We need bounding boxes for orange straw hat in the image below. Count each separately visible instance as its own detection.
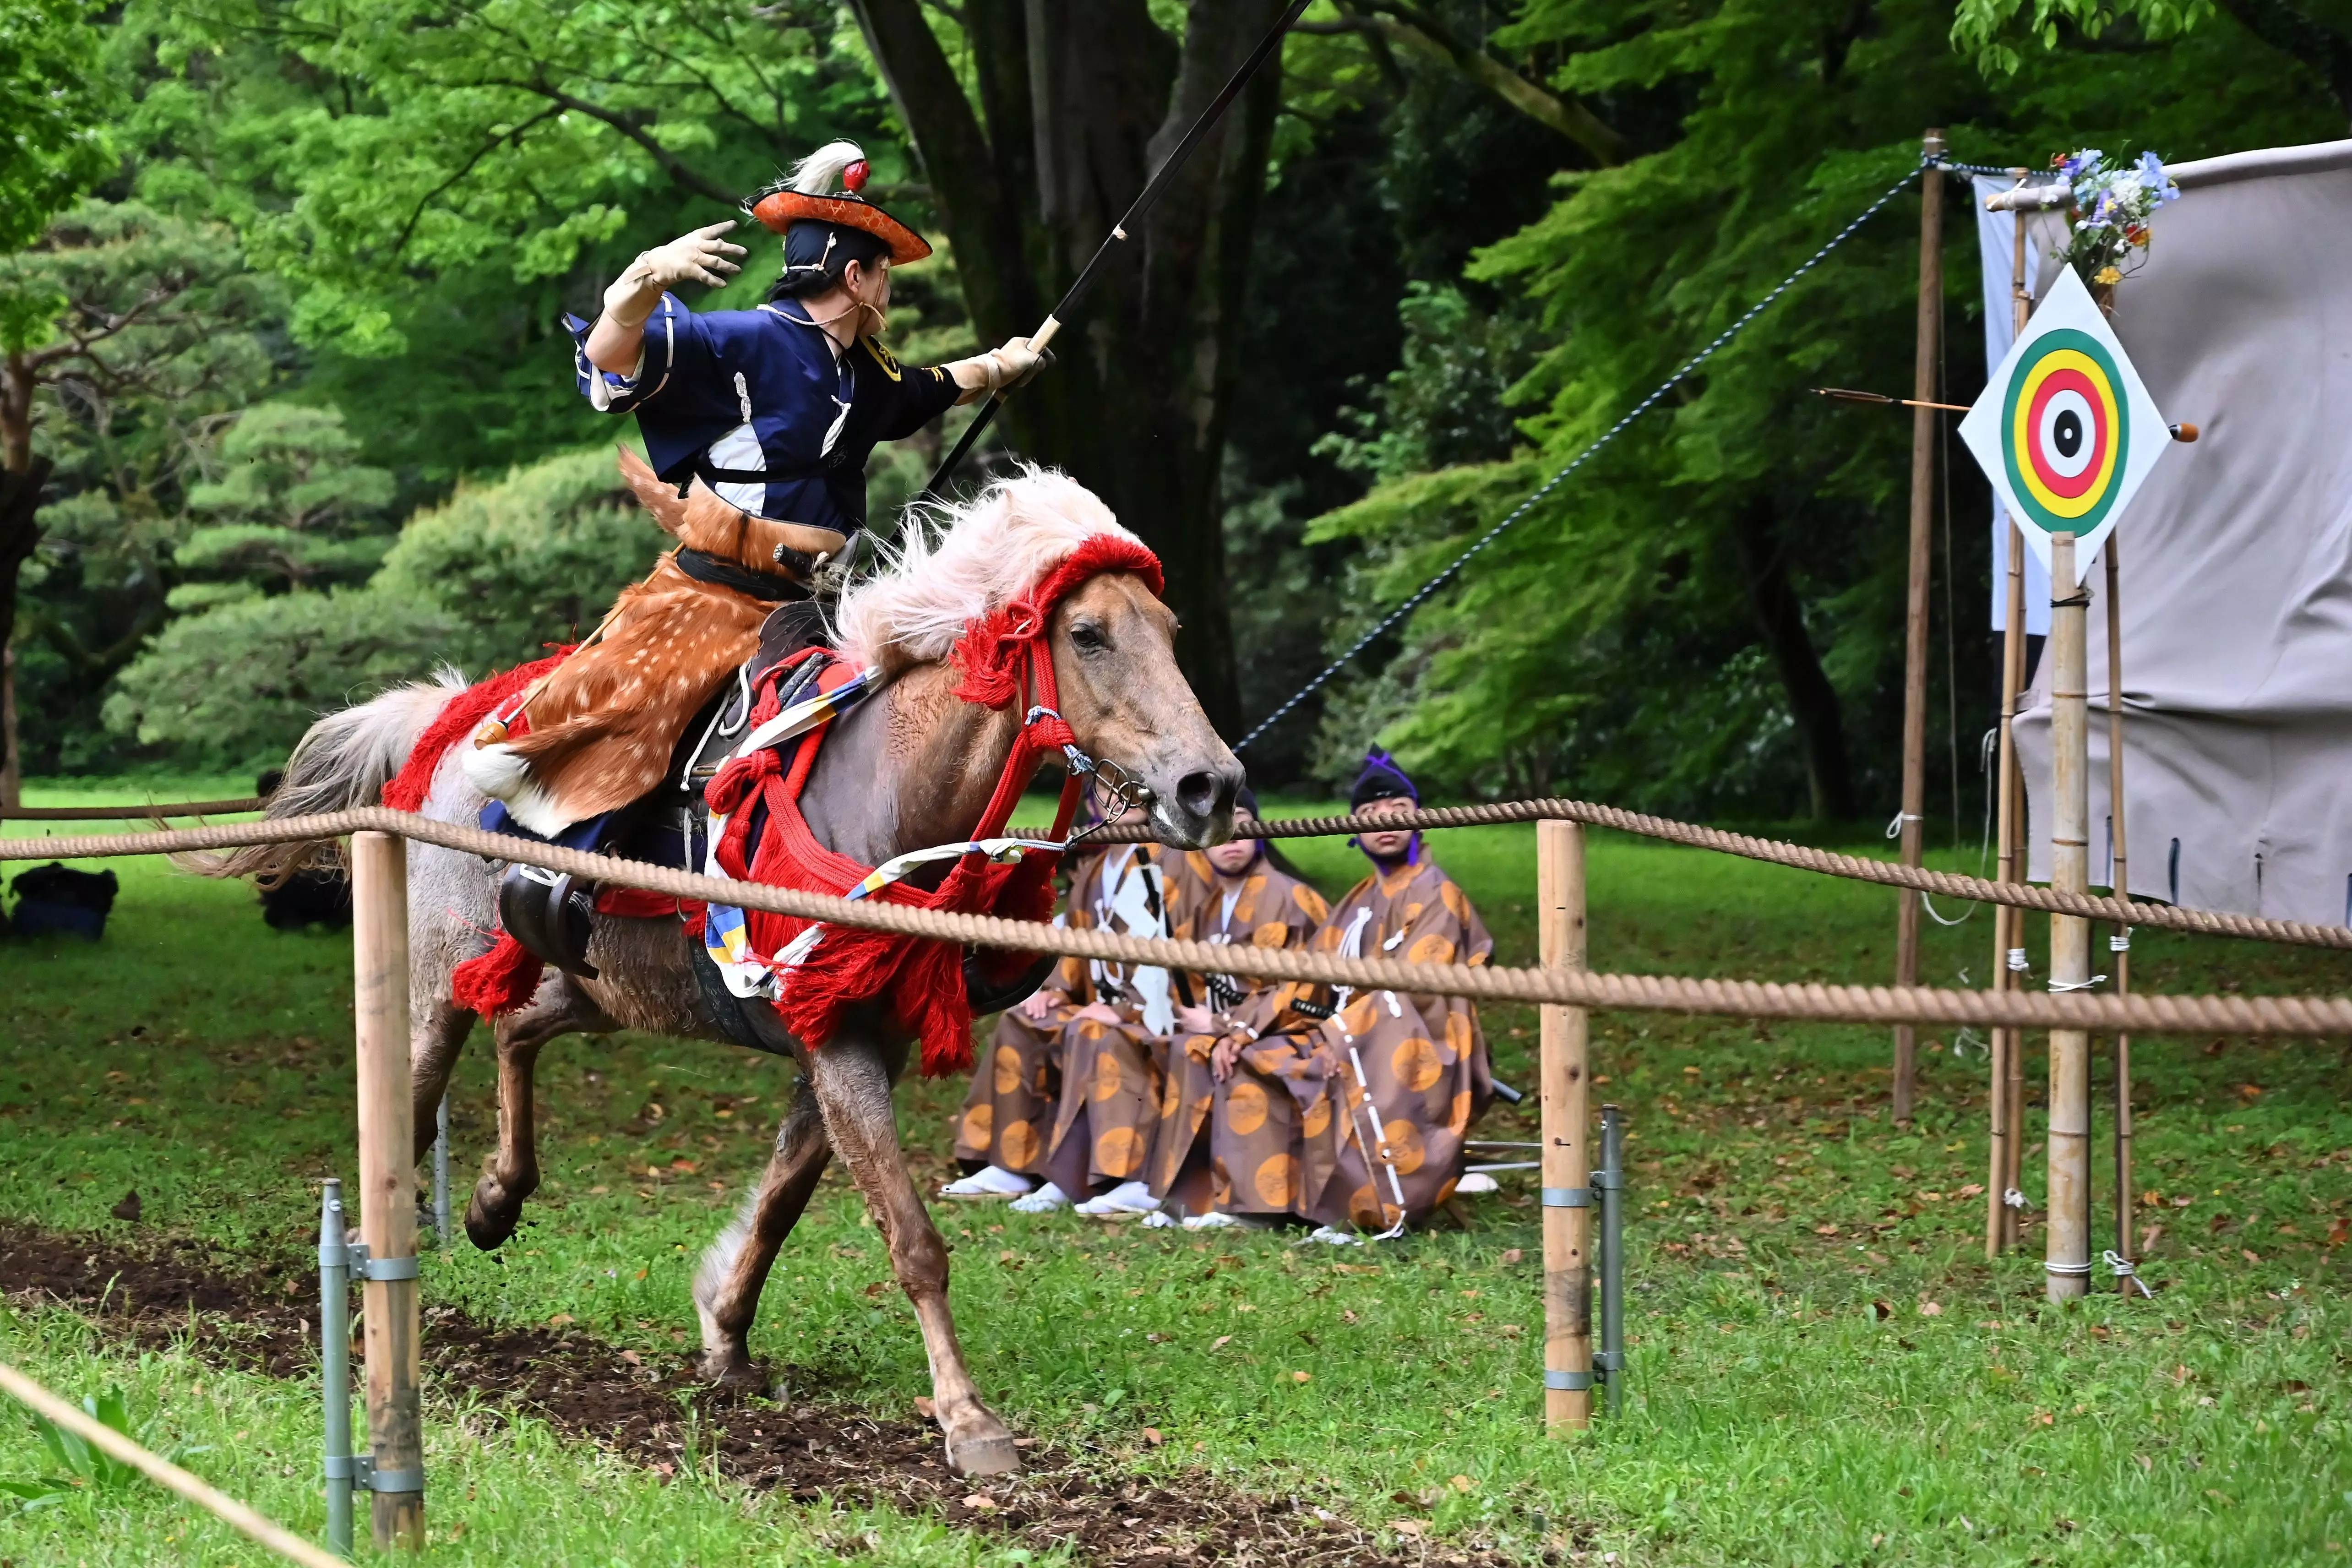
[745,140,931,267]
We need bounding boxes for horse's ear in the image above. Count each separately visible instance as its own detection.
[616,446,690,539]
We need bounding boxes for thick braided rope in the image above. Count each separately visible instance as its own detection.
[1232,158,1929,754]
[2,796,269,821]
[1035,801,2352,953]
[8,806,2349,1036]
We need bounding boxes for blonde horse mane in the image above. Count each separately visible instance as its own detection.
[833,465,1141,674]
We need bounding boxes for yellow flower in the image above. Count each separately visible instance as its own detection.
[2093,265,2123,286]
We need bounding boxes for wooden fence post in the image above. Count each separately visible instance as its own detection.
[1538,820,1592,1432]
[2045,536,2092,1301]
[351,831,424,1549]
[1893,126,1946,1126]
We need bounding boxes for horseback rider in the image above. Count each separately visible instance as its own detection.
[464,141,1047,840]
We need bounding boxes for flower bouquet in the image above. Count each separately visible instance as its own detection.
[2049,148,2181,292]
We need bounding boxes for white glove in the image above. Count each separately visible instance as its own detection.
[603,222,746,328]
[980,335,1051,393]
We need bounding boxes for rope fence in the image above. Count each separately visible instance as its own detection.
[1,795,270,821]
[1029,800,2352,953]
[5,804,2349,1038]
[0,1361,344,1568]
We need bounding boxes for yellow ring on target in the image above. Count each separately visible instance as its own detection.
[2010,347,2120,521]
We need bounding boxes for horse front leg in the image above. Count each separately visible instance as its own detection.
[692,1073,831,1386]
[806,1021,1019,1477]
[465,974,609,1249]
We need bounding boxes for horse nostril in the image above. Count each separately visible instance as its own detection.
[1176,769,1226,819]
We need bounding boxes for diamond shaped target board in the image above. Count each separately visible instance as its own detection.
[1958,265,2175,584]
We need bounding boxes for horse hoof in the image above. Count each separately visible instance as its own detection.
[944,1429,1021,1478]
[463,1193,519,1250]
[699,1349,764,1390]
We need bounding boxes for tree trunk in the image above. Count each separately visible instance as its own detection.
[852,0,1287,735]
[0,458,50,811]
[1731,494,1854,821]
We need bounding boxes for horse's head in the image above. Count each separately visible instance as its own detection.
[1050,570,1242,849]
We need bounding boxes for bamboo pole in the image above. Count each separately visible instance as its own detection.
[0,1361,348,1568]
[2045,536,2093,1301]
[1894,128,1947,1126]
[2106,539,2139,1294]
[351,831,424,1550]
[1987,182,2033,1259]
[1538,820,1593,1432]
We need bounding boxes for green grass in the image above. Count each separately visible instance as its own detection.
[4,777,2350,1564]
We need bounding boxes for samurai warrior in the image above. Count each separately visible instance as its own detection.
[465,141,1047,837]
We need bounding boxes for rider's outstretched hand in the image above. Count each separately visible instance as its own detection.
[604,222,746,327]
[989,335,1054,391]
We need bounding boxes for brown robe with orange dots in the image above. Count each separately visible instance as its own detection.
[1257,856,1496,1231]
[1142,853,1330,1216]
[952,843,1178,1180]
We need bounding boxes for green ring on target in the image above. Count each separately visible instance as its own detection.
[2001,327,2133,537]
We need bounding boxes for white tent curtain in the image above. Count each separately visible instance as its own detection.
[2014,139,2352,926]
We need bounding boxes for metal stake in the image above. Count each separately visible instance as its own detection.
[1595,1105,1627,1415]
[319,1179,353,1558]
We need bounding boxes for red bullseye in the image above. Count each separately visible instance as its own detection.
[2024,365,2109,501]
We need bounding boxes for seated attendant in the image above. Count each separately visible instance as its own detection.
[1138,790,1331,1227]
[1262,750,1497,1241]
[943,784,1182,1213]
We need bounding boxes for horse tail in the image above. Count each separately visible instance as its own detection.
[185,667,469,885]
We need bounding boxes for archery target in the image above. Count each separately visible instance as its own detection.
[1957,266,2178,585]
[2005,332,2126,529]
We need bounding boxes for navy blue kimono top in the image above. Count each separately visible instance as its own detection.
[567,294,962,538]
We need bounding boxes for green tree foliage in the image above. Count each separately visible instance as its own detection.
[103,587,458,771]
[0,0,115,255]
[105,443,654,768]
[1296,0,2346,818]
[172,403,396,610]
[119,0,897,479]
[2,199,280,778]
[373,444,653,671]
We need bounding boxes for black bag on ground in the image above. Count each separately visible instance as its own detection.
[7,862,119,941]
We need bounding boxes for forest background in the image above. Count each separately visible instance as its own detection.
[2,0,2346,822]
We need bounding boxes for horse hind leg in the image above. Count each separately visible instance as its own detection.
[408,999,474,1166]
[692,1073,830,1387]
[804,1023,1019,1478]
[464,973,612,1250]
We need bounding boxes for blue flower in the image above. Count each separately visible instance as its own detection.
[2057,147,2102,185]
[2138,149,2181,202]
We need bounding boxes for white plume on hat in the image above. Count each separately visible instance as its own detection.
[789,141,866,196]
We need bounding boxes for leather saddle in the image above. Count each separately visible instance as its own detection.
[485,602,1055,1053]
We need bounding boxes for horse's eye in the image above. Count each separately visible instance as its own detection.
[1070,621,1108,653]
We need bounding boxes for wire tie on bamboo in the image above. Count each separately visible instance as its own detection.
[2104,1250,2156,1298]
[2050,974,2108,992]
[2004,1188,2029,1209]
[1884,811,1924,839]
[2007,947,2031,972]
[2044,1259,2095,1275]
[2110,933,2132,951]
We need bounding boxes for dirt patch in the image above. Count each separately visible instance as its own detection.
[0,1221,1532,1565]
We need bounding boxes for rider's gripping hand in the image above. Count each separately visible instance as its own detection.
[985,335,1054,392]
[603,222,746,328]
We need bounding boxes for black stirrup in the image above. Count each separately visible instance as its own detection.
[962,947,1058,1017]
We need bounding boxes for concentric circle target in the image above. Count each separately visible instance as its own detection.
[2002,328,2131,533]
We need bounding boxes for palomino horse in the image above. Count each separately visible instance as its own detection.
[215,468,1241,1475]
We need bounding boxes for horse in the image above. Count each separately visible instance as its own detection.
[209,467,1241,1476]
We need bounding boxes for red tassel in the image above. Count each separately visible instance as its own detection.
[382,648,572,812]
[452,934,544,1021]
